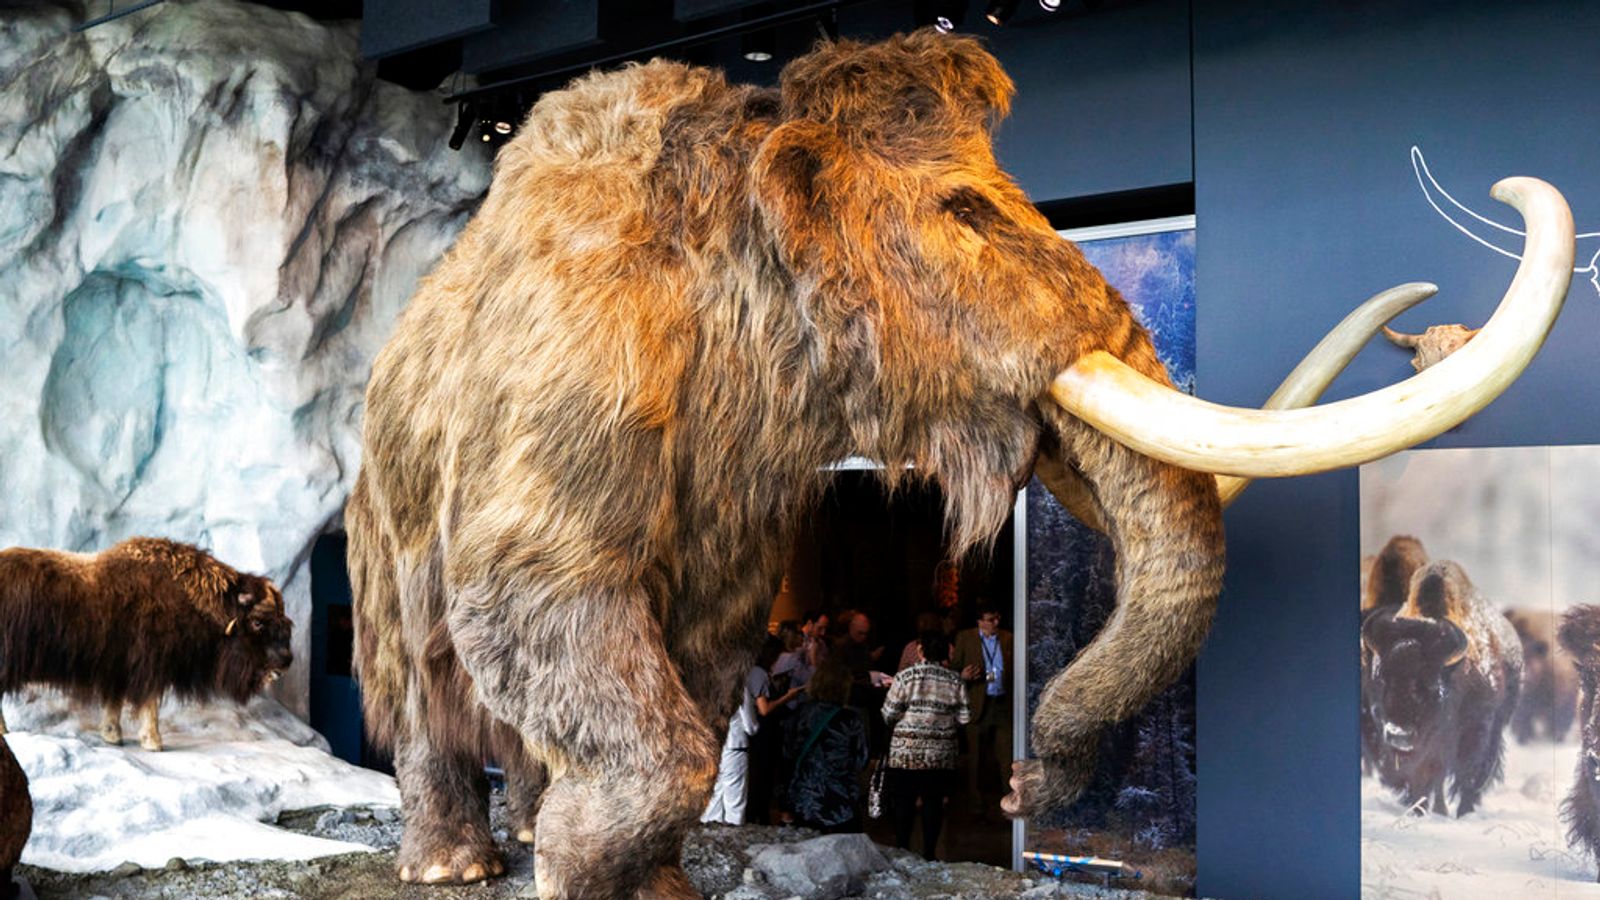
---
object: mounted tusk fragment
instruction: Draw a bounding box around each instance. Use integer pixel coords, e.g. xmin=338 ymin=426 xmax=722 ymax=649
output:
xmin=1050 ymin=177 xmax=1574 ymax=479
xmin=1214 ymin=282 xmax=1438 ymax=505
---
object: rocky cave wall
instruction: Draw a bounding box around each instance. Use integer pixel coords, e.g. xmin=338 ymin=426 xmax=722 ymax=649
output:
xmin=0 ymin=0 xmax=492 ymax=715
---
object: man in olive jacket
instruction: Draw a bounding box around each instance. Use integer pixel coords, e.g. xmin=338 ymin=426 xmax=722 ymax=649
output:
xmin=950 ymin=606 xmax=1014 ymax=803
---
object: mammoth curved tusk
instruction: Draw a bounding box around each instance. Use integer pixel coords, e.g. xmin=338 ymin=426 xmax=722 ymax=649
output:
xmin=1214 ymin=282 xmax=1437 ymax=505
xmin=1051 ymin=177 xmax=1574 ymax=478
xmin=1382 ymin=326 xmax=1422 ymax=348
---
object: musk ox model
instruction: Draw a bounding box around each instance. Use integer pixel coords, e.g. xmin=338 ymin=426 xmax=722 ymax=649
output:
xmin=350 ymin=32 xmax=1573 ymax=893
xmin=1558 ymin=604 xmax=1600 ymax=878
xmin=1362 ymin=561 xmax=1522 ymax=816
xmin=1507 ymin=606 xmax=1579 ymax=743
xmin=0 ymin=735 xmax=28 ymax=894
xmin=1362 ymin=535 xmax=1430 ymax=775
xmin=0 ymin=538 xmax=294 ymax=751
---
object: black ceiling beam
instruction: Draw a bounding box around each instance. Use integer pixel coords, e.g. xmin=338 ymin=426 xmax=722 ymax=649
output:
xmin=446 ymin=0 xmax=869 ymax=103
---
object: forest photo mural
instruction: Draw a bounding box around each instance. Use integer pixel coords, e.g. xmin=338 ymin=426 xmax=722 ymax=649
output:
xmin=1024 ymin=223 xmax=1198 ymax=895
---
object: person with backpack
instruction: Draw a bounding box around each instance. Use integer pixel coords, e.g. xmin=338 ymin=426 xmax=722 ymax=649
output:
xmin=783 ymin=660 xmax=868 ymax=832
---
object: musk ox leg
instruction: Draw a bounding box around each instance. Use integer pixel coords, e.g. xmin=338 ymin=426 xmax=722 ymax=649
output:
xmin=137 ymin=698 xmax=162 ymax=752
xmin=393 ymin=731 xmax=503 ymax=884
xmin=100 ymin=701 xmax=123 ymax=745
xmin=448 ymin=585 xmax=719 ymax=899
xmin=0 ymin=702 xmax=6 ymax=735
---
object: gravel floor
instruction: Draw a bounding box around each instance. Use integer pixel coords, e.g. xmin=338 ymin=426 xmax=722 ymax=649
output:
xmin=17 ymin=789 xmax=1172 ymax=899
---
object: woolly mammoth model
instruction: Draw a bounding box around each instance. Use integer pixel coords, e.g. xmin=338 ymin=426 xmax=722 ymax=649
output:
xmin=349 ymin=32 xmax=1574 ymax=895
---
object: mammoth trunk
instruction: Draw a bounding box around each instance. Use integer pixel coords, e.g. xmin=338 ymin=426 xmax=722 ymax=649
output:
xmin=1019 ymin=404 xmax=1224 ymax=813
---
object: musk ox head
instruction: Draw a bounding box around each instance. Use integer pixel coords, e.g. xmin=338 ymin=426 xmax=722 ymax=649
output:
xmin=216 ymin=574 xmax=293 ymax=702
xmin=1362 ymin=605 xmax=1469 ymax=754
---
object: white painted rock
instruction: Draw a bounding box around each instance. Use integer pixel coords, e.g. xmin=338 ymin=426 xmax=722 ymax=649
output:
xmin=747 ymin=833 xmax=890 ymax=900
xmin=0 ymin=0 xmax=491 ymax=714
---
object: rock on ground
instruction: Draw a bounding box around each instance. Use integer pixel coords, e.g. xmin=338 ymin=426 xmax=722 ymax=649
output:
xmin=19 ymin=790 xmax=1179 ymax=899
xmin=0 ymin=0 xmax=491 ymax=716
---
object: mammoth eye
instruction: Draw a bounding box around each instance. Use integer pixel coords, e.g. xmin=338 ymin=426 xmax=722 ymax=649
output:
xmin=942 ymin=188 xmax=998 ymax=232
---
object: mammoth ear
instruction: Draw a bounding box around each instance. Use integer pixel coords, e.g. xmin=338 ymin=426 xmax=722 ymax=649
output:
xmin=753 ymin=120 xmax=839 ymax=270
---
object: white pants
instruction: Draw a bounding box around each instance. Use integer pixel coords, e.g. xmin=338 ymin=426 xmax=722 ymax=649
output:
xmin=700 ymin=746 xmax=751 ymax=825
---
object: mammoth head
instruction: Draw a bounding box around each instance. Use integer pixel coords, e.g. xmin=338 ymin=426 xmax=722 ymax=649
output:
xmin=1362 ymin=606 xmax=1470 ymax=750
xmin=220 ymin=573 xmax=294 ymax=700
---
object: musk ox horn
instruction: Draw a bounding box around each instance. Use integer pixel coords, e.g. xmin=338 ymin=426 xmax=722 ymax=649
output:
xmin=225 ymin=617 xmax=237 ymax=636
xmin=1049 ymin=177 xmax=1574 ymax=478
xmin=1383 ymin=326 xmax=1423 ymax=348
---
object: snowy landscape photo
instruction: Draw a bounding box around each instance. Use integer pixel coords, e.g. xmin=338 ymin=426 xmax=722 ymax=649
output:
xmin=1360 ymin=446 xmax=1600 ymax=897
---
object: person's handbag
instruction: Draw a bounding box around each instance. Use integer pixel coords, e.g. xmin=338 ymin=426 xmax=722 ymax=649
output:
xmin=866 ymin=758 xmax=887 ymax=819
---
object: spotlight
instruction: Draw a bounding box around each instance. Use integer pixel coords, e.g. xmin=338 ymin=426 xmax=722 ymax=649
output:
xmin=917 ymin=0 xmax=966 ymax=32
xmin=1039 ymin=0 xmax=1060 ymax=9
xmin=741 ymin=30 xmax=775 ymax=63
xmin=494 ymin=120 xmax=513 ymax=135
xmin=985 ymin=0 xmax=1019 ymax=25
xmin=447 ymin=102 xmax=473 ymax=151
xmin=481 ymin=132 xmax=491 ymax=143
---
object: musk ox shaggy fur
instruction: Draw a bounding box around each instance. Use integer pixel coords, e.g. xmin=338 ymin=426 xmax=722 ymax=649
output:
xmin=350 ymin=32 xmax=1223 ymax=894
xmin=1558 ymin=604 xmax=1600 ymax=878
xmin=0 ymin=735 xmax=27 ymax=894
xmin=1362 ymin=560 xmax=1522 ymax=817
xmin=0 ymin=538 xmax=294 ymax=751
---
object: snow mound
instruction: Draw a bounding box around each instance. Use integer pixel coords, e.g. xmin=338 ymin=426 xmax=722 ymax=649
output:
xmin=3 ymin=689 xmax=398 ymax=873
xmin=1362 ymin=737 xmax=1592 ymax=897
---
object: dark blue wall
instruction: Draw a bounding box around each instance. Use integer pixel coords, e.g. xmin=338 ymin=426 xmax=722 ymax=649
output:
xmin=952 ymin=0 xmax=1600 ymax=895
xmin=1190 ymin=2 xmax=1599 ymax=897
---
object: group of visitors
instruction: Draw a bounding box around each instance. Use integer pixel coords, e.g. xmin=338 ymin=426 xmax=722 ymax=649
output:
xmin=700 ymin=605 xmax=1015 ymax=861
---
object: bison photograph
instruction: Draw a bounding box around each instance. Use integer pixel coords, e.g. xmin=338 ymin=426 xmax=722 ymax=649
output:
xmin=347 ymin=29 xmax=1571 ymax=895
xmin=0 ymin=537 xmax=294 ymax=752
xmin=1362 ymin=559 xmax=1522 ymax=817
xmin=1559 ymin=604 xmax=1600 ymax=881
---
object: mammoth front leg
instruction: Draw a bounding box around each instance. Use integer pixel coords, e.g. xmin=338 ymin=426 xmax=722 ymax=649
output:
xmin=451 ymin=584 xmax=721 ymax=899
xmin=1008 ymin=407 xmax=1224 ymax=817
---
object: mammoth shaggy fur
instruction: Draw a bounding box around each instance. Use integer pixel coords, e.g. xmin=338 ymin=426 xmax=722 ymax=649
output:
xmin=351 ymin=32 xmax=1222 ymax=896
xmin=0 ymin=538 xmax=294 ymax=751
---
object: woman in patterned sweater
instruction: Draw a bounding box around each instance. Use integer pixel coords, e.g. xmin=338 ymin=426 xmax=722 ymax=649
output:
xmin=881 ymin=630 xmax=970 ymax=859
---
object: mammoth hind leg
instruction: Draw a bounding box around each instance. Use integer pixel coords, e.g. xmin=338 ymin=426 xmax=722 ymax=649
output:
xmin=498 ymin=731 xmax=547 ymax=846
xmin=450 ymin=585 xmax=720 ymax=899
xmin=393 ymin=731 xmax=503 ymax=885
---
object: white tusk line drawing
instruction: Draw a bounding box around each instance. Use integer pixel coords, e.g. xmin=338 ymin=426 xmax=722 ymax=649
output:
xmin=1412 ymin=145 xmax=1600 ymax=295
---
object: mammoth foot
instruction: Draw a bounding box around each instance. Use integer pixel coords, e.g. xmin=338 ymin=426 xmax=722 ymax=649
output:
xmin=397 ymin=840 xmax=505 ymax=885
xmin=1000 ymin=759 xmax=1087 ymax=820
